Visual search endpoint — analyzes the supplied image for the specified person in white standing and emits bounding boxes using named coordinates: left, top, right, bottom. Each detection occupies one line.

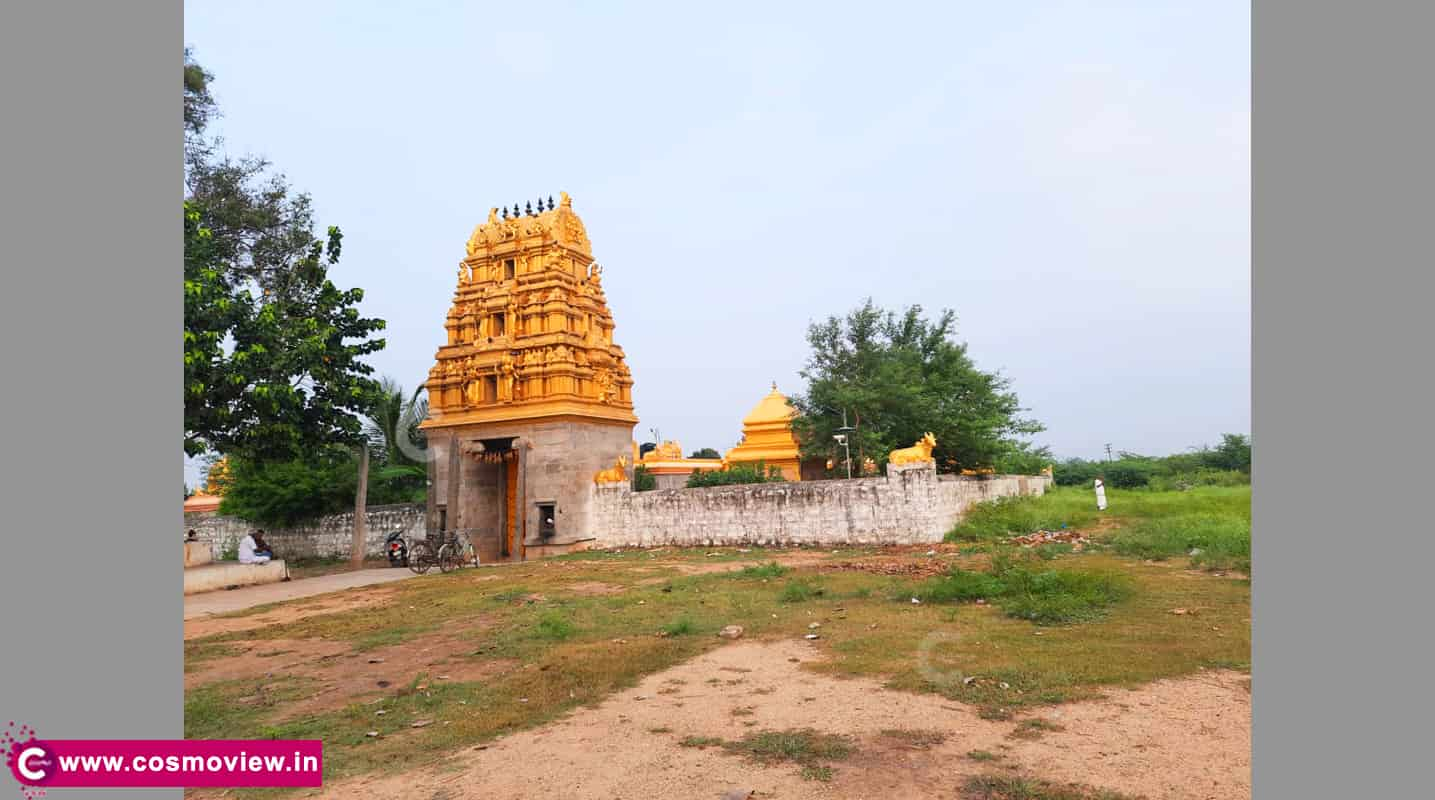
left=1094, top=477, right=1108, bottom=511
left=238, top=530, right=271, bottom=564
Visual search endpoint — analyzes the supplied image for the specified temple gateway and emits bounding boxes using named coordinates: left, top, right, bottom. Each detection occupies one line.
left=419, top=193, right=637, bottom=561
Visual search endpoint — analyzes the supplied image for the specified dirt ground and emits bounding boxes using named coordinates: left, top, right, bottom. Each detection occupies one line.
left=305, top=639, right=1250, bottom=800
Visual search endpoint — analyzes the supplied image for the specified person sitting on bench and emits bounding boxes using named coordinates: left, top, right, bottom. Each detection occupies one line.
left=238, top=530, right=272, bottom=564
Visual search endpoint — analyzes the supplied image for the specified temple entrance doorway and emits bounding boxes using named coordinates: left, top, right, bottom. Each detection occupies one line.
left=465, top=437, right=524, bottom=563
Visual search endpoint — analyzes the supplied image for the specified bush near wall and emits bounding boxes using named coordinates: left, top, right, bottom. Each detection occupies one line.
left=686, top=461, right=787, bottom=488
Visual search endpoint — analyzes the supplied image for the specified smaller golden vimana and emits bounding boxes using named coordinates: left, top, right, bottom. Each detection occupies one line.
left=421, top=192, right=637, bottom=430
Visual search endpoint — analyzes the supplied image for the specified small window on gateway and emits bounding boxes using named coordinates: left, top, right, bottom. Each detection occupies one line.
left=504, top=259, right=516, bottom=280
left=538, top=504, right=556, bottom=540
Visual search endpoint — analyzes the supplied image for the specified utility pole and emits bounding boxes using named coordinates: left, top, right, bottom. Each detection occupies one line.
left=835, top=409, right=854, bottom=479
left=1104, top=443, right=1114, bottom=463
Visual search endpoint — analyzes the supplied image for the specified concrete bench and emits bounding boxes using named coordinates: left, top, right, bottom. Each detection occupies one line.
left=183, top=560, right=289, bottom=595
left=183, top=540, right=212, bottom=568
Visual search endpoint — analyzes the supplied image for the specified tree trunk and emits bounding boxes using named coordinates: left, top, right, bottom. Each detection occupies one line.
left=351, top=446, right=369, bottom=567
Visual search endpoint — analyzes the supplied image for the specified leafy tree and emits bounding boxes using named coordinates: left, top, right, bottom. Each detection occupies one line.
left=214, top=448, right=359, bottom=527
left=791, top=300, right=1044, bottom=473
left=1205, top=433, right=1252, bottom=473
left=183, top=50, right=386, bottom=461
left=689, top=447, right=721, bottom=459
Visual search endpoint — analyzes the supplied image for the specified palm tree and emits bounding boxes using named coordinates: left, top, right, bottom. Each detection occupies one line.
left=364, top=377, right=429, bottom=478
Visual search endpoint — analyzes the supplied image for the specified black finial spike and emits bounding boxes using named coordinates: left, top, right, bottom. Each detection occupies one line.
left=513, top=204, right=520, bottom=217
left=525, top=201, right=533, bottom=216
left=547, top=195, right=555, bottom=210
left=501, top=206, right=509, bottom=219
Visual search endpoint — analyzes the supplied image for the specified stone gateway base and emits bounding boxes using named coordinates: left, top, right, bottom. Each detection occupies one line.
left=589, top=463, right=1051, bottom=548
left=426, top=418, right=634, bottom=562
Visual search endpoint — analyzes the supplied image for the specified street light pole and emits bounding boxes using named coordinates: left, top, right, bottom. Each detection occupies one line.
left=835, top=409, right=855, bottom=479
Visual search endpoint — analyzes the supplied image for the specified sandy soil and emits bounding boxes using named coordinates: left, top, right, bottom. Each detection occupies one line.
left=310, top=639, right=1250, bottom=800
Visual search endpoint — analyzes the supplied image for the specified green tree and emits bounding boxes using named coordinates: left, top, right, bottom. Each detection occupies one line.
left=1205, top=433, right=1252, bottom=473
left=183, top=51, right=386, bottom=461
left=791, top=300, right=1043, bottom=473
left=214, top=448, right=359, bottom=527
left=689, top=447, right=721, bottom=459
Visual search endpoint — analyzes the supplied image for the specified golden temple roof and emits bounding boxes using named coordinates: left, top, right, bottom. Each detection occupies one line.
left=726, top=383, right=802, bottom=480
left=742, top=383, right=797, bottom=426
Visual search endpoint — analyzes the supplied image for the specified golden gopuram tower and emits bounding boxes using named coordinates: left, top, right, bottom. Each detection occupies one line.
left=419, top=192, right=637, bottom=561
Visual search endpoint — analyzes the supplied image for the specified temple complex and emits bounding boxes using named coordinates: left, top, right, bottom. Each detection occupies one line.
left=723, top=383, right=803, bottom=480
left=419, top=193, right=637, bottom=561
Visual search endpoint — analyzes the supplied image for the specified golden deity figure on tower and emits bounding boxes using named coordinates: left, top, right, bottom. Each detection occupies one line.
left=421, top=193, right=637, bottom=427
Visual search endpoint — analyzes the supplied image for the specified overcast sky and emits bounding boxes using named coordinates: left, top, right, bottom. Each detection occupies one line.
left=183, top=1, right=1249, bottom=484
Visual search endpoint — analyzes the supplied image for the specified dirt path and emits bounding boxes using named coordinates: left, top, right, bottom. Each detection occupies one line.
left=314, top=639, right=1250, bottom=800
left=184, top=567, right=421, bottom=620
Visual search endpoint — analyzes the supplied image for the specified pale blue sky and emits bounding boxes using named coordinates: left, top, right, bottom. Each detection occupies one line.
left=183, top=0, right=1249, bottom=482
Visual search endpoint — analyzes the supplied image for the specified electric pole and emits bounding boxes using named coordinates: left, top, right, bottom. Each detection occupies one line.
left=1104, top=443, right=1114, bottom=463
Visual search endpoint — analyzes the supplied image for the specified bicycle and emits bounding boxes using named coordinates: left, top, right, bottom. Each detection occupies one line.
left=436, top=528, right=479, bottom=573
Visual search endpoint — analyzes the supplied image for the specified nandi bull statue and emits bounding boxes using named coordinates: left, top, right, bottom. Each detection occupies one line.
left=593, top=455, right=628, bottom=485
left=888, top=432, right=937, bottom=466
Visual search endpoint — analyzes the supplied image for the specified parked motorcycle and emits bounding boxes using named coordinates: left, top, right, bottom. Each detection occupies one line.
left=384, top=531, right=409, bottom=567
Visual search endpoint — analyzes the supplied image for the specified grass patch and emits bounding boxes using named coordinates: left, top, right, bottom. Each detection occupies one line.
left=724, top=728, right=854, bottom=766
left=679, top=735, right=724, bottom=748
left=948, top=485, right=1250, bottom=543
left=1008, top=718, right=1065, bottom=740
left=968, top=750, right=1001, bottom=762
left=658, top=616, right=698, bottom=636
left=738, top=561, right=788, bottom=579
left=801, top=765, right=834, bottom=781
left=648, top=726, right=672, bottom=734
left=910, top=557, right=1133, bottom=625
left=184, top=640, right=244, bottom=672
left=963, top=774, right=1139, bottom=800
left=535, top=610, right=576, bottom=641
left=1110, top=514, right=1251, bottom=572
left=879, top=728, right=947, bottom=748
left=780, top=577, right=825, bottom=603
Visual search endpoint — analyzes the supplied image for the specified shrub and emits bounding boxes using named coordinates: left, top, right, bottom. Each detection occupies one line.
left=780, top=578, right=824, bottom=603
left=632, top=465, right=657, bottom=492
left=739, top=561, right=788, bottom=579
left=687, top=461, right=787, bottom=488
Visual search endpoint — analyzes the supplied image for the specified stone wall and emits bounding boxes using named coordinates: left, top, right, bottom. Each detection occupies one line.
left=182, top=503, right=426, bottom=561
left=590, top=463, right=1050, bottom=548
